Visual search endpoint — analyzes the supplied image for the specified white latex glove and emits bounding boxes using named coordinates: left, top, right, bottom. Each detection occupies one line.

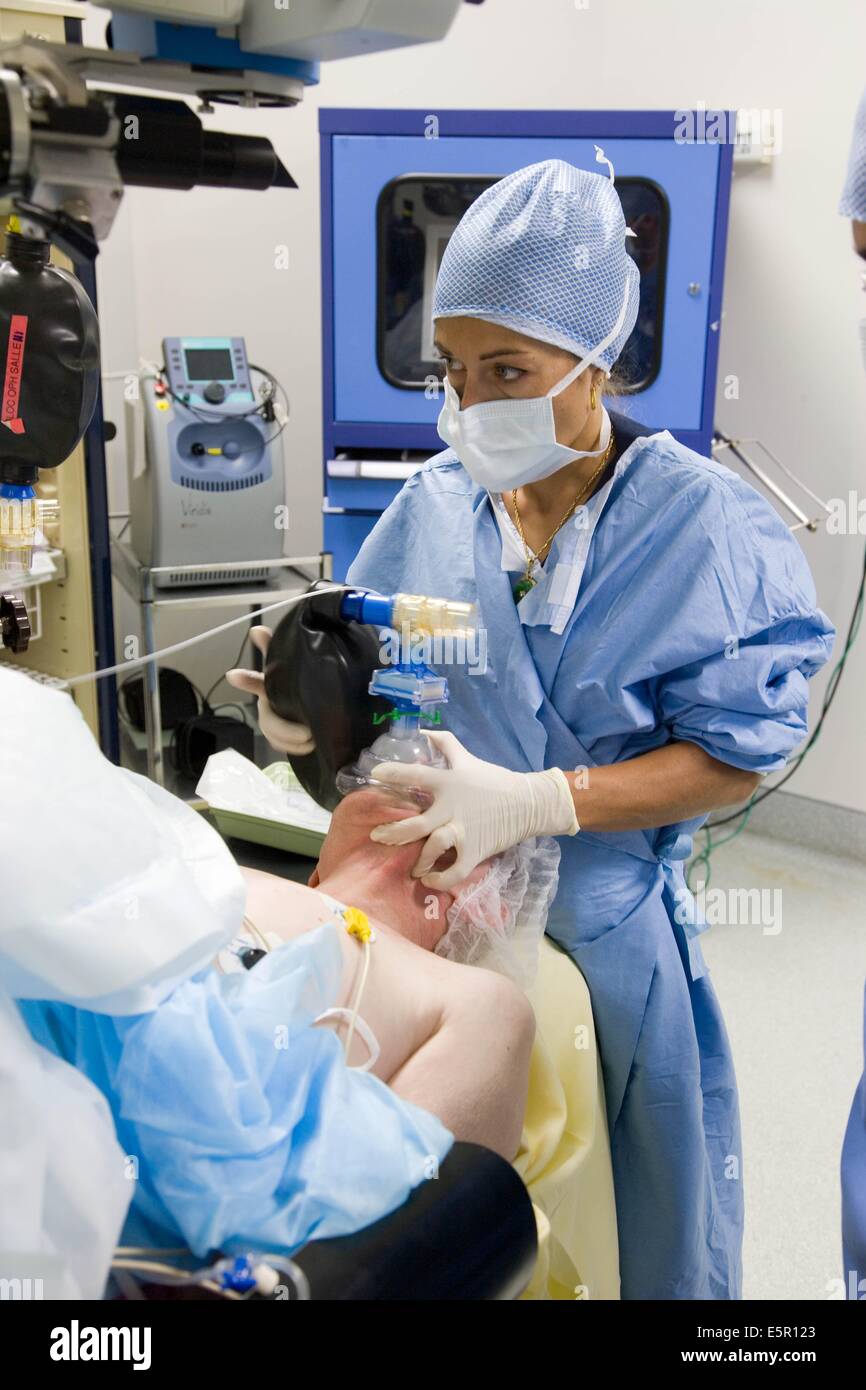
left=369, top=730, right=579, bottom=890
left=225, top=625, right=316, bottom=756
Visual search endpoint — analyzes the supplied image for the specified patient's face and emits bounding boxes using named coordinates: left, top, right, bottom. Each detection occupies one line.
left=312, top=787, right=490, bottom=951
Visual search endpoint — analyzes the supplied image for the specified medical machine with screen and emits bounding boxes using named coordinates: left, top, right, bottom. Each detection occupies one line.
left=129, top=336, right=286, bottom=588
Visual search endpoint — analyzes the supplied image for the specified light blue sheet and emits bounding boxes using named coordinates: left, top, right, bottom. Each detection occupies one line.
left=18, top=925, right=452, bottom=1258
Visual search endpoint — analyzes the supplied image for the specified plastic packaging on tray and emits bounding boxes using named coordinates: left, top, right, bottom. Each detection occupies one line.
left=196, top=748, right=331, bottom=854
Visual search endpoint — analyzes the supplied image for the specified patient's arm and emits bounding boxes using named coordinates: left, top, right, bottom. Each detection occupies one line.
left=238, top=867, right=535, bottom=1161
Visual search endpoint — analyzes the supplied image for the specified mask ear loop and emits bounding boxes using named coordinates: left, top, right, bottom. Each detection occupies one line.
left=546, top=273, right=633, bottom=400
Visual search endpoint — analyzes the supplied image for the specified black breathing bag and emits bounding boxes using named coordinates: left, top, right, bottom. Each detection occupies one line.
left=0, top=231, right=99, bottom=484
left=264, top=582, right=391, bottom=811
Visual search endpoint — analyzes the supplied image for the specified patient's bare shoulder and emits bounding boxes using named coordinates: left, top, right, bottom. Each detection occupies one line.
left=237, top=867, right=406, bottom=950
left=239, top=866, right=343, bottom=944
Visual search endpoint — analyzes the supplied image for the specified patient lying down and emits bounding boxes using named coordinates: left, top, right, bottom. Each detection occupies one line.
left=234, top=785, right=557, bottom=1162
left=3, top=665, right=565, bottom=1268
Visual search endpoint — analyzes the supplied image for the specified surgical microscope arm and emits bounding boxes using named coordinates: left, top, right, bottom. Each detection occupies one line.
left=0, top=1, right=475, bottom=648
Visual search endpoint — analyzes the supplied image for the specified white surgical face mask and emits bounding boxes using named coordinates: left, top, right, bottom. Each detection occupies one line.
left=436, top=357, right=611, bottom=491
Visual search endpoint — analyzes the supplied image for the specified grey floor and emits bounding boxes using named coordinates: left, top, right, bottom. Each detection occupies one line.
left=697, top=830, right=866, bottom=1300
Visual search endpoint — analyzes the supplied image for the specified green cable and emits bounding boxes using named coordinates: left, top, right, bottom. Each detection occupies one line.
left=686, top=800, right=754, bottom=892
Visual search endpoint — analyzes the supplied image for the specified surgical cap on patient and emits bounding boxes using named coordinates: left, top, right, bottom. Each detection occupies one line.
left=435, top=837, right=561, bottom=989
left=432, top=159, right=640, bottom=369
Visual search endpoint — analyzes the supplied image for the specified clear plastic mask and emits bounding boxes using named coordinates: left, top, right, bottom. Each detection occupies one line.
left=335, top=722, right=447, bottom=805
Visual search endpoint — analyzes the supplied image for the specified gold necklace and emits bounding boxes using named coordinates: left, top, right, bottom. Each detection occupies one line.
left=511, top=428, right=616, bottom=602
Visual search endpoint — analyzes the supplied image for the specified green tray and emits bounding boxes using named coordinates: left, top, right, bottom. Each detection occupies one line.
left=209, top=807, right=326, bottom=859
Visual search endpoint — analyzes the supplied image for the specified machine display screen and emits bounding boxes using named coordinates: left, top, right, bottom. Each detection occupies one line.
left=184, top=348, right=234, bottom=382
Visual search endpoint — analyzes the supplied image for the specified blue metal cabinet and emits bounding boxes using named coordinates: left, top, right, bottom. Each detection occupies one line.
left=320, top=110, right=732, bottom=578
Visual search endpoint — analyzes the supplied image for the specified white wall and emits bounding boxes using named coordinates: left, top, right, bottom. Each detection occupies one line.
left=90, top=0, right=866, bottom=811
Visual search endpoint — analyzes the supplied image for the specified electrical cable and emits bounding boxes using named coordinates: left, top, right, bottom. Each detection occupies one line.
left=65, top=585, right=345, bottom=688
left=210, top=701, right=248, bottom=721
left=686, top=802, right=754, bottom=892
left=260, top=416, right=290, bottom=448
left=143, top=362, right=287, bottom=429
left=203, top=626, right=252, bottom=708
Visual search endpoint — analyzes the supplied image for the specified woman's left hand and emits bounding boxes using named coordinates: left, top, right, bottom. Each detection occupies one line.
left=369, top=730, right=579, bottom=889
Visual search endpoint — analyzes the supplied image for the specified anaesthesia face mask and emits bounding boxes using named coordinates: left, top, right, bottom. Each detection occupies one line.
left=436, top=358, right=610, bottom=491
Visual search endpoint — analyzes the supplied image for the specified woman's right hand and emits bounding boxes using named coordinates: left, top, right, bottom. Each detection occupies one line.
left=226, top=625, right=316, bottom=756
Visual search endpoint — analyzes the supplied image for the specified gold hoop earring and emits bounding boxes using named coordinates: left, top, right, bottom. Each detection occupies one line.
left=590, top=384, right=598, bottom=411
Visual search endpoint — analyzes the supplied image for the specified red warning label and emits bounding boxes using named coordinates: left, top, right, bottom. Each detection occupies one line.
left=2, top=314, right=28, bottom=433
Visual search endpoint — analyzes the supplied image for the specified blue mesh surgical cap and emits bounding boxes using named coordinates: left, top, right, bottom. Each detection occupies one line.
left=432, top=158, right=640, bottom=370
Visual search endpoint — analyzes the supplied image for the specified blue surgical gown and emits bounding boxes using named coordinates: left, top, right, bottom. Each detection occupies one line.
left=347, top=415, right=835, bottom=1300
left=842, top=984, right=866, bottom=1299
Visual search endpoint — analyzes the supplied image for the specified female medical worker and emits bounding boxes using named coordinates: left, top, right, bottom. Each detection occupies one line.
left=231, top=161, right=834, bottom=1300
